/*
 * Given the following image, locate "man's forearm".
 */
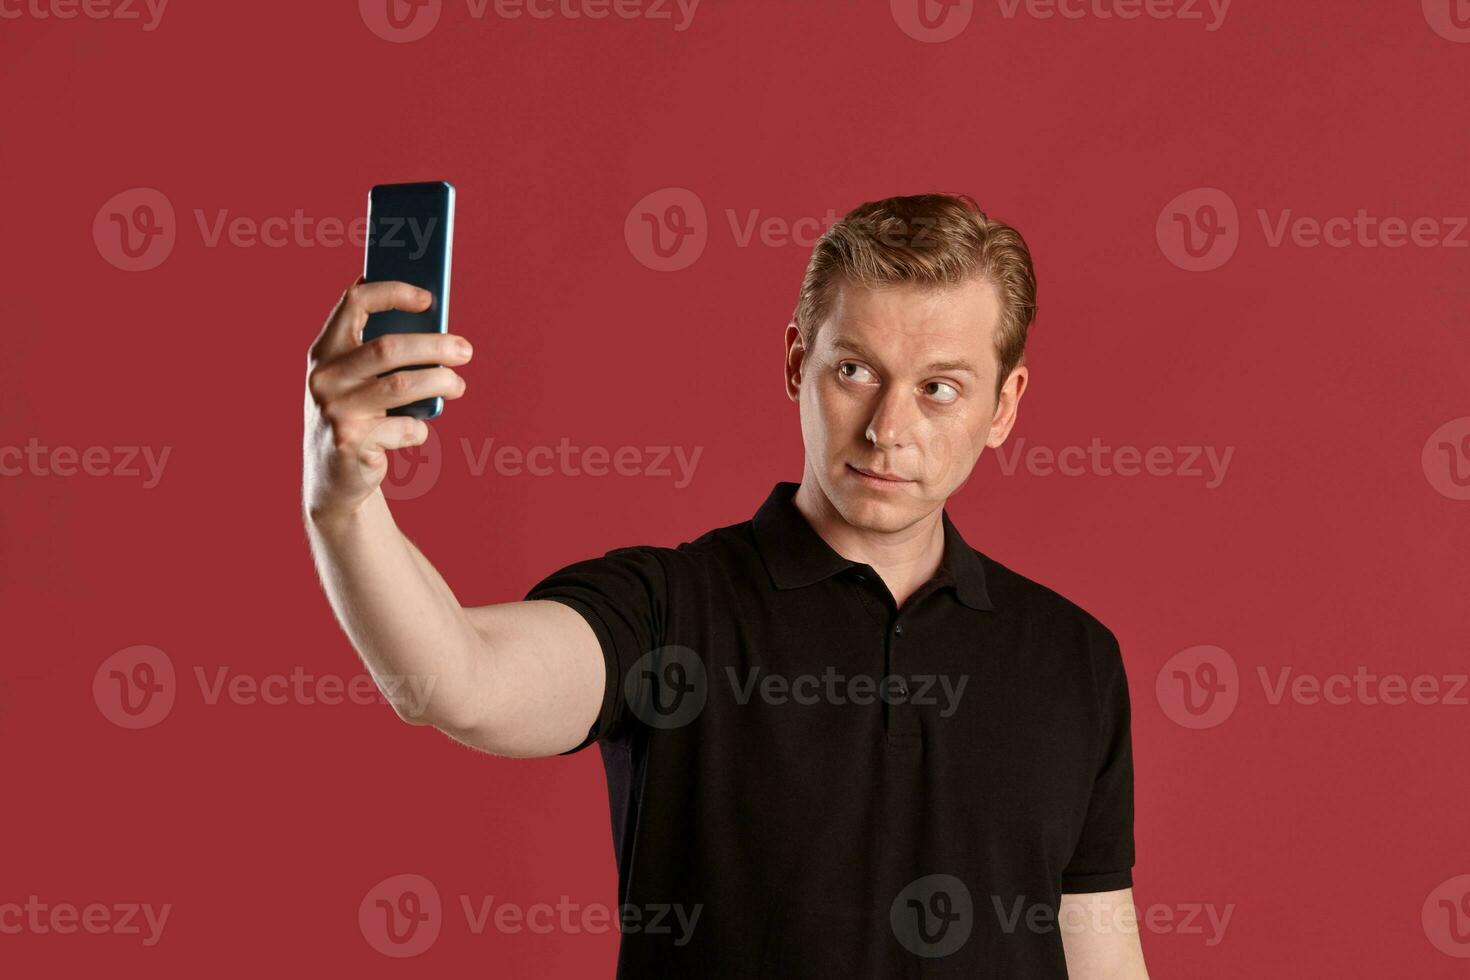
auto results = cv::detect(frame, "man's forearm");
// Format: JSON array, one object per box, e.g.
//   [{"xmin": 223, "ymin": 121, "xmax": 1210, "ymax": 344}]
[
  {"xmin": 300, "ymin": 281, "xmax": 602, "ymax": 757},
  {"xmin": 305, "ymin": 489, "xmax": 482, "ymax": 727}
]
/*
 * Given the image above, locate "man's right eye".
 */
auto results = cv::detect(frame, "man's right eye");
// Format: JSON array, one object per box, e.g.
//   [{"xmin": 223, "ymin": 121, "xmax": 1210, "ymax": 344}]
[{"xmin": 839, "ymin": 362, "xmax": 875, "ymax": 383}]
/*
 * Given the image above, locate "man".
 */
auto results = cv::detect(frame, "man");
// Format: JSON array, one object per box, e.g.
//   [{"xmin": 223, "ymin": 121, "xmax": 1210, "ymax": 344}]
[{"xmin": 303, "ymin": 193, "xmax": 1149, "ymax": 978}]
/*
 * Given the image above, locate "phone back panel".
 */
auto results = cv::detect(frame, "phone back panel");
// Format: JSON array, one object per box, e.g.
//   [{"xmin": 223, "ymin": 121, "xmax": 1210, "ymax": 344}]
[{"xmin": 362, "ymin": 181, "xmax": 455, "ymax": 419}]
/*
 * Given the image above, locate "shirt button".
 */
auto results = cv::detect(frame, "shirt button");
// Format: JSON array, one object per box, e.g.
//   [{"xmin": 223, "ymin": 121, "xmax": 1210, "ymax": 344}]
[{"xmin": 894, "ymin": 623, "xmax": 904, "ymax": 635}]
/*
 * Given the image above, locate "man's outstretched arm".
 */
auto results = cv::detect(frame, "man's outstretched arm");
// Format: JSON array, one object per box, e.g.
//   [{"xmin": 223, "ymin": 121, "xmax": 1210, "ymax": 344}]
[{"xmin": 302, "ymin": 278, "xmax": 605, "ymax": 758}]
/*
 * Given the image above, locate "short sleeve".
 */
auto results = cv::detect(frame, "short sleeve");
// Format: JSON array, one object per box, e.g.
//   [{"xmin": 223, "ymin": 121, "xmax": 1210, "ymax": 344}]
[
  {"xmin": 522, "ymin": 546, "xmax": 670, "ymax": 754},
  {"xmin": 1061, "ymin": 627, "xmax": 1136, "ymax": 893}
]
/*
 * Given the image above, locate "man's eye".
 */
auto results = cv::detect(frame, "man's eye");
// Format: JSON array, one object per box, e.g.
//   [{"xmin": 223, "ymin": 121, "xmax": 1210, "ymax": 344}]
[
  {"xmin": 925, "ymin": 381, "xmax": 959, "ymax": 403},
  {"xmin": 839, "ymin": 362, "xmax": 875, "ymax": 383}
]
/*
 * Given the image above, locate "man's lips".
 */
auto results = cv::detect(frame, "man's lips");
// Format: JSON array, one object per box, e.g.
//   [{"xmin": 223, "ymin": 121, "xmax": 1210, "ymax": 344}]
[{"xmin": 847, "ymin": 463, "xmax": 914, "ymax": 483}]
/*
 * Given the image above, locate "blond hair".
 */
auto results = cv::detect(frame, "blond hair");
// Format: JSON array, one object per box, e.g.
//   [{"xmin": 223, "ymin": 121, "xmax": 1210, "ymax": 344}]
[{"xmin": 791, "ymin": 193, "xmax": 1038, "ymax": 400}]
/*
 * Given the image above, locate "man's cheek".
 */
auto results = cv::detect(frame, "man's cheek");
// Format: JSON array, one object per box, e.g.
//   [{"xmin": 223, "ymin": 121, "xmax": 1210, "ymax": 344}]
[
  {"xmin": 816, "ymin": 395, "xmax": 859, "ymax": 445},
  {"xmin": 923, "ymin": 426, "xmax": 978, "ymax": 486}
]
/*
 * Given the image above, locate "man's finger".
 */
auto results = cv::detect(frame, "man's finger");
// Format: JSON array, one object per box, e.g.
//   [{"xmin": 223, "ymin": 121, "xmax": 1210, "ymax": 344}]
[
  {"xmin": 310, "ymin": 278, "xmax": 434, "ymax": 364},
  {"xmin": 330, "ymin": 366, "xmax": 467, "ymax": 419},
  {"xmin": 311, "ymin": 332, "xmax": 472, "ymax": 398}
]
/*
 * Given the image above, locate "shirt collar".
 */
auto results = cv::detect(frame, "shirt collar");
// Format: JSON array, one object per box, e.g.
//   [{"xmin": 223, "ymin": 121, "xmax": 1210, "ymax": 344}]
[{"xmin": 751, "ymin": 481, "xmax": 995, "ymax": 611}]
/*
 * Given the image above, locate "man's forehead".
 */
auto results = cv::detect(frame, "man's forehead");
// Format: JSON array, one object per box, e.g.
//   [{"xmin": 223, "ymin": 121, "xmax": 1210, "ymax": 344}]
[{"xmin": 819, "ymin": 279, "xmax": 999, "ymax": 359}]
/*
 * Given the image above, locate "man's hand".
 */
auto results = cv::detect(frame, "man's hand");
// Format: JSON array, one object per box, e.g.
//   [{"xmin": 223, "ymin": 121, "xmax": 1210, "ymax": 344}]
[{"xmin": 303, "ymin": 277, "xmax": 472, "ymax": 525}]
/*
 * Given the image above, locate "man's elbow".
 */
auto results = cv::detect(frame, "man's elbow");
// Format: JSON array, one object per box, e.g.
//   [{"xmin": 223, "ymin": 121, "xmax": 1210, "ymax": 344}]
[
  {"xmin": 392, "ymin": 684, "xmax": 508, "ymax": 753},
  {"xmin": 375, "ymin": 668, "xmax": 477, "ymax": 732}
]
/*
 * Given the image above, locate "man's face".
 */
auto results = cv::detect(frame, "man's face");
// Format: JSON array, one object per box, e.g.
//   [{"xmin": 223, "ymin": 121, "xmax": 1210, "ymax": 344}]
[{"xmin": 785, "ymin": 276, "xmax": 1026, "ymax": 532}]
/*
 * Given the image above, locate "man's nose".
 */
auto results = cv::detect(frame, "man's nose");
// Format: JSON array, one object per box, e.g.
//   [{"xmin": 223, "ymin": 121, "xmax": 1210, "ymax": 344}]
[{"xmin": 865, "ymin": 385, "xmax": 921, "ymax": 449}]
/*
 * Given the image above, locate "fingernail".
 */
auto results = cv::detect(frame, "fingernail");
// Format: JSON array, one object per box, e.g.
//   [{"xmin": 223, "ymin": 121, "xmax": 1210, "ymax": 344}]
[{"xmin": 455, "ymin": 339, "xmax": 472, "ymax": 357}]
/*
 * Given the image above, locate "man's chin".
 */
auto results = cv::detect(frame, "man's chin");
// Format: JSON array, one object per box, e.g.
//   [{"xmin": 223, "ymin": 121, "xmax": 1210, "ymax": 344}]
[{"xmin": 829, "ymin": 479, "xmax": 922, "ymax": 532}]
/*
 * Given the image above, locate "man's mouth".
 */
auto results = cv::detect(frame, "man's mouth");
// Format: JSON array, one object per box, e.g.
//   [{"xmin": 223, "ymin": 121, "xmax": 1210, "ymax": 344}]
[{"xmin": 847, "ymin": 463, "xmax": 915, "ymax": 487}]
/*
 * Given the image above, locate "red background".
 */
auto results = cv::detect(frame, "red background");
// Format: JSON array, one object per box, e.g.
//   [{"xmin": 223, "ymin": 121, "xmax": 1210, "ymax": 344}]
[{"xmin": 3, "ymin": 0, "xmax": 1469, "ymax": 975}]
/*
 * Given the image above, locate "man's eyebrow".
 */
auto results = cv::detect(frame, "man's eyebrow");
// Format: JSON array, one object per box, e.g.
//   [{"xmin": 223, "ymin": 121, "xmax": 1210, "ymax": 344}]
[{"xmin": 828, "ymin": 337, "xmax": 978, "ymax": 376}]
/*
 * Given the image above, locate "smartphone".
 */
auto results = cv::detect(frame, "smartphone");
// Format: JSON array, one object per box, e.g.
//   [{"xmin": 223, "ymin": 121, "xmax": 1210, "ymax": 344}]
[{"xmin": 362, "ymin": 181, "xmax": 455, "ymax": 419}]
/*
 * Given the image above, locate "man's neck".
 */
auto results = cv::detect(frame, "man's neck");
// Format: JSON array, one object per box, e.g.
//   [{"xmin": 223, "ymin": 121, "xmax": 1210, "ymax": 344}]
[{"xmin": 792, "ymin": 476, "xmax": 946, "ymax": 609}]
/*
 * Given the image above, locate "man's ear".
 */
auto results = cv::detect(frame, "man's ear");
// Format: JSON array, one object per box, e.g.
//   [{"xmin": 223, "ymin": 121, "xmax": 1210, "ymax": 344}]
[
  {"xmin": 784, "ymin": 322, "xmax": 806, "ymax": 402},
  {"xmin": 986, "ymin": 363, "xmax": 1029, "ymax": 448}
]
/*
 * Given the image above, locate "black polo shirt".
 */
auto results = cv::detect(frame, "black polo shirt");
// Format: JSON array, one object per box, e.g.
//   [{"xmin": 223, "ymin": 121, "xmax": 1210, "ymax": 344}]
[{"xmin": 523, "ymin": 481, "xmax": 1135, "ymax": 978}]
